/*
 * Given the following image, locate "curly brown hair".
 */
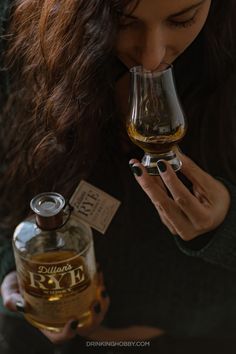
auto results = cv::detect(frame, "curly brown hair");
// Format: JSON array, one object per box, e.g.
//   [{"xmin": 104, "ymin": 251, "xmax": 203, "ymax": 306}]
[{"xmin": 0, "ymin": 0, "xmax": 131, "ymax": 227}]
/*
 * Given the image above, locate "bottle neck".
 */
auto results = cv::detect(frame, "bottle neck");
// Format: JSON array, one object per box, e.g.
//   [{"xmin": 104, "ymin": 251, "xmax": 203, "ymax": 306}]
[{"xmin": 36, "ymin": 211, "xmax": 64, "ymax": 231}]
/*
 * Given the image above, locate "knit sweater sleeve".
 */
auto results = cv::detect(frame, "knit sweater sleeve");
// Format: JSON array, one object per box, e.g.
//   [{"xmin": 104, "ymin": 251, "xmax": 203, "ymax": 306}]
[
  {"xmin": 0, "ymin": 231, "xmax": 16, "ymax": 284},
  {"xmin": 175, "ymin": 177, "xmax": 236, "ymax": 272}
]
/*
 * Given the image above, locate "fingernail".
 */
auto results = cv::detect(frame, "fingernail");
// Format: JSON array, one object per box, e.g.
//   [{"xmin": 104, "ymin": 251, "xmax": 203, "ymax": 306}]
[
  {"xmin": 130, "ymin": 165, "xmax": 143, "ymax": 177},
  {"xmin": 70, "ymin": 320, "xmax": 79, "ymax": 330},
  {"xmin": 16, "ymin": 301, "xmax": 25, "ymax": 313},
  {"xmin": 94, "ymin": 302, "xmax": 101, "ymax": 314},
  {"xmin": 157, "ymin": 160, "xmax": 167, "ymax": 173},
  {"xmin": 101, "ymin": 289, "xmax": 108, "ymax": 298}
]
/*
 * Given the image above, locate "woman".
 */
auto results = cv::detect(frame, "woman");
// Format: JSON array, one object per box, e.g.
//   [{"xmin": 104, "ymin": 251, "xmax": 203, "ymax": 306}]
[{"xmin": 1, "ymin": 0, "xmax": 236, "ymax": 353}]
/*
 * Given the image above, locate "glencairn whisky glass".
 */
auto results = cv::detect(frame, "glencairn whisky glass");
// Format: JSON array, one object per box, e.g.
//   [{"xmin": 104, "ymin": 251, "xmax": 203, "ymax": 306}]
[{"xmin": 127, "ymin": 66, "xmax": 187, "ymax": 175}]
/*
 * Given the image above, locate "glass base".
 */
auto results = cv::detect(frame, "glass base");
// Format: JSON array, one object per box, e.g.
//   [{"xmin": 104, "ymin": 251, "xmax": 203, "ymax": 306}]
[{"xmin": 142, "ymin": 150, "xmax": 182, "ymax": 176}]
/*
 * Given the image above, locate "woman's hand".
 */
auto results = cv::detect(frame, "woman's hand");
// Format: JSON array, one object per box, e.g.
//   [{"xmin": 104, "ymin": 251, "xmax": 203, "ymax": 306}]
[
  {"xmin": 129, "ymin": 152, "xmax": 231, "ymax": 241},
  {"xmin": 0, "ymin": 269, "xmax": 110, "ymax": 344}
]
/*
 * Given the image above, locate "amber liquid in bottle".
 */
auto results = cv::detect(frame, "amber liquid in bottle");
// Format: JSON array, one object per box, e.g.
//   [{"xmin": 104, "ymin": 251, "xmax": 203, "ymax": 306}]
[
  {"xmin": 13, "ymin": 192, "xmax": 98, "ymax": 332},
  {"xmin": 16, "ymin": 249, "xmax": 97, "ymax": 332}
]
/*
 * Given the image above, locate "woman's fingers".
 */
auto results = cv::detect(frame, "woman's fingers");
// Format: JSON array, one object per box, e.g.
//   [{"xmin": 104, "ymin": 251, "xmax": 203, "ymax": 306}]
[
  {"xmin": 1, "ymin": 268, "xmax": 110, "ymax": 345},
  {"xmin": 129, "ymin": 160, "xmax": 173, "ymax": 207},
  {"xmin": 159, "ymin": 213, "xmax": 178, "ymax": 235},
  {"xmin": 41, "ymin": 286, "xmax": 110, "ymax": 344},
  {"xmin": 129, "ymin": 160, "xmax": 194, "ymax": 238},
  {"xmin": 2, "ymin": 293, "xmax": 25, "ymax": 312},
  {"xmin": 130, "ymin": 155, "xmax": 231, "ymax": 240},
  {"xmin": 129, "ymin": 159, "xmax": 214, "ymax": 240},
  {"xmin": 40, "ymin": 268, "xmax": 110, "ymax": 344},
  {"xmin": 179, "ymin": 153, "xmax": 215, "ymax": 194},
  {"xmin": 157, "ymin": 160, "xmax": 213, "ymax": 231},
  {"xmin": 0, "ymin": 271, "xmax": 24, "ymax": 312},
  {"xmin": 40, "ymin": 319, "xmax": 80, "ymax": 344},
  {"xmin": 77, "ymin": 287, "xmax": 110, "ymax": 337},
  {"xmin": 129, "ymin": 159, "xmax": 167, "ymax": 192}
]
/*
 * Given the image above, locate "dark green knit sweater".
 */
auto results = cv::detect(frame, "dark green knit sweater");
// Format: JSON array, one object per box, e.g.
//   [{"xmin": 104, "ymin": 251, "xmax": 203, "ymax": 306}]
[{"xmin": 1, "ymin": 0, "xmax": 236, "ymax": 339}]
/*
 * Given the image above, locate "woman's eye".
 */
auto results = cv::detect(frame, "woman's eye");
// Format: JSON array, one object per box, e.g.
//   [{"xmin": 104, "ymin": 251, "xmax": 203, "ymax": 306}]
[
  {"xmin": 168, "ymin": 16, "xmax": 196, "ymax": 29},
  {"xmin": 167, "ymin": 9, "xmax": 199, "ymax": 29},
  {"xmin": 119, "ymin": 11, "xmax": 199, "ymax": 30}
]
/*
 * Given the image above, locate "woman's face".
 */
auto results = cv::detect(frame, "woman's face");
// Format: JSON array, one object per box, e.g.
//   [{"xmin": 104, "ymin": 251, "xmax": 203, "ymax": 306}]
[{"xmin": 116, "ymin": 0, "xmax": 212, "ymax": 70}]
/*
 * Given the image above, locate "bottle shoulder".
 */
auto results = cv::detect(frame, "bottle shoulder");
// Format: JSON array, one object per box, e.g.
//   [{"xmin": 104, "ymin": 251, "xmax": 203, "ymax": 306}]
[{"xmin": 13, "ymin": 214, "xmax": 93, "ymax": 255}]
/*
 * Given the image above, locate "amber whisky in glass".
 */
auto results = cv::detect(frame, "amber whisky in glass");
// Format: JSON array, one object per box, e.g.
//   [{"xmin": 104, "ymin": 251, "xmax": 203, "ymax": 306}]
[{"xmin": 127, "ymin": 66, "xmax": 187, "ymax": 175}]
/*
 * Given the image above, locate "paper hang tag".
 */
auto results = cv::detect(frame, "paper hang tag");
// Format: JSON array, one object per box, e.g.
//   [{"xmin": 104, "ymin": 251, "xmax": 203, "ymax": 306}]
[{"xmin": 69, "ymin": 180, "xmax": 121, "ymax": 234}]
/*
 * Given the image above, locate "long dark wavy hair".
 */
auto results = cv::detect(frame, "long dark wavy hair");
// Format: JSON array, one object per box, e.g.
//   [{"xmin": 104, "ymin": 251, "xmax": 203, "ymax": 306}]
[{"xmin": 0, "ymin": 0, "xmax": 236, "ymax": 229}]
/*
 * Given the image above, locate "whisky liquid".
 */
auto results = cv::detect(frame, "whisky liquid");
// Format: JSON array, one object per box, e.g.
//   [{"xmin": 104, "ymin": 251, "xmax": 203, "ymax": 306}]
[
  {"xmin": 16, "ymin": 250, "xmax": 97, "ymax": 332},
  {"xmin": 127, "ymin": 123, "xmax": 186, "ymax": 154}
]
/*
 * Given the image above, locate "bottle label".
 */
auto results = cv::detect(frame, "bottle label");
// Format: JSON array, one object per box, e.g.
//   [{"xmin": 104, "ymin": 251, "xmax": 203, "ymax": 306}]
[
  {"xmin": 15, "ymin": 250, "xmax": 97, "ymax": 325},
  {"xmin": 70, "ymin": 180, "xmax": 121, "ymax": 234},
  {"xmin": 28, "ymin": 262, "xmax": 88, "ymax": 293}
]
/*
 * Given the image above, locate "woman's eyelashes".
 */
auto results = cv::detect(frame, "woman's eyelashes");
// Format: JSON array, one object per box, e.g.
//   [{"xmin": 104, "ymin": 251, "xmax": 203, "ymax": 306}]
[
  {"xmin": 167, "ymin": 16, "xmax": 197, "ymax": 29},
  {"xmin": 119, "ymin": 11, "xmax": 199, "ymax": 30},
  {"xmin": 167, "ymin": 10, "xmax": 199, "ymax": 29}
]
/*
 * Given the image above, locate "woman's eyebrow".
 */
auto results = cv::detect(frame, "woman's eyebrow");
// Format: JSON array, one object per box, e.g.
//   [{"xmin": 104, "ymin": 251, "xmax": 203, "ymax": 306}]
[
  {"xmin": 169, "ymin": 0, "xmax": 206, "ymax": 17},
  {"xmin": 123, "ymin": 0, "xmax": 206, "ymax": 20}
]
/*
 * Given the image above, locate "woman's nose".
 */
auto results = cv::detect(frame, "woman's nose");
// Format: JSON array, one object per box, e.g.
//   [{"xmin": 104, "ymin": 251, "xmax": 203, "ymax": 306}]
[{"xmin": 139, "ymin": 28, "xmax": 166, "ymax": 71}]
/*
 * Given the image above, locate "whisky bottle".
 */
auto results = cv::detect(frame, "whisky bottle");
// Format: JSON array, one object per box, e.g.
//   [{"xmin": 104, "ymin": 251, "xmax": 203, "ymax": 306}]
[{"xmin": 13, "ymin": 192, "xmax": 97, "ymax": 332}]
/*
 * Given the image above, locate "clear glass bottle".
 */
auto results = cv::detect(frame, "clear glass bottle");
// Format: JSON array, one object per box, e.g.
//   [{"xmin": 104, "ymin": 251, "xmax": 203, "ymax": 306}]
[{"xmin": 13, "ymin": 192, "xmax": 97, "ymax": 332}]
